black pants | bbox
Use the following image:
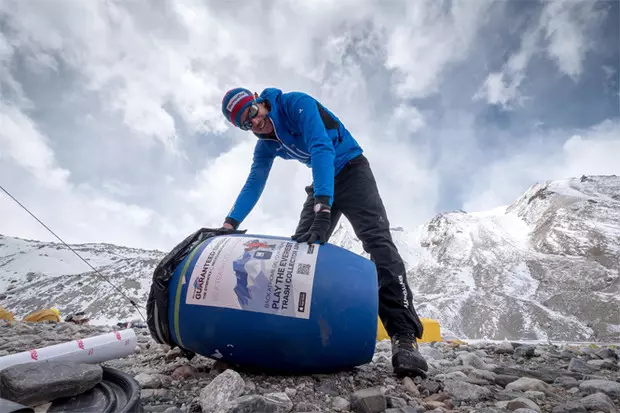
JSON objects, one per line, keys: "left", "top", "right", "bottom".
{"left": 295, "top": 155, "right": 424, "bottom": 339}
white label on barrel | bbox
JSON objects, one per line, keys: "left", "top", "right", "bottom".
{"left": 185, "top": 236, "right": 318, "bottom": 319}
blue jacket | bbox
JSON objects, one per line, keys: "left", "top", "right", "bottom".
{"left": 226, "top": 88, "right": 363, "bottom": 225}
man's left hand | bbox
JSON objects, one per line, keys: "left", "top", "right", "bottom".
{"left": 295, "top": 210, "right": 331, "bottom": 244}
{"left": 217, "top": 222, "right": 247, "bottom": 234}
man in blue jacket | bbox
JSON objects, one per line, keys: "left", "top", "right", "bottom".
{"left": 220, "top": 87, "right": 428, "bottom": 377}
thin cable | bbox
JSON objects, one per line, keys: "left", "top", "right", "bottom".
{"left": 0, "top": 184, "right": 147, "bottom": 322}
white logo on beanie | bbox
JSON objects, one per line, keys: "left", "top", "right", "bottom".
{"left": 226, "top": 91, "right": 249, "bottom": 112}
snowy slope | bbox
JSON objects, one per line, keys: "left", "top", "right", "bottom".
{"left": 1, "top": 175, "right": 619, "bottom": 341}
{"left": 0, "top": 236, "right": 165, "bottom": 325}
{"left": 329, "top": 175, "right": 620, "bottom": 342}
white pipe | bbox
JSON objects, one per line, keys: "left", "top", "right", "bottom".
{"left": 0, "top": 328, "right": 137, "bottom": 371}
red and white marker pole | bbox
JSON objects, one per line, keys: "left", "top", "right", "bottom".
{"left": 0, "top": 328, "right": 137, "bottom": 371}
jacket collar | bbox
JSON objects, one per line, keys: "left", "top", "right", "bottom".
{"left": 253, "top": 103, "right": 279, "bottom": 140}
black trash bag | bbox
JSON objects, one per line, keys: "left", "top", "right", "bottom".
{"left": 146, "top": 227, "right": 246, "bottom": 358}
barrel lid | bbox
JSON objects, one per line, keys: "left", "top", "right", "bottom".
{"left": 44, "top": 367, "right": 142, "bottom": 413}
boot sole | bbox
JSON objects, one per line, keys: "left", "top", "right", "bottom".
{"left": 393, "top": 365, "right": 428, "bottom": 379}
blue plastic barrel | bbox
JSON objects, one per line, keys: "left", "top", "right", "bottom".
{"left": 167, "top": 233, "right": 378, "bottom": 373}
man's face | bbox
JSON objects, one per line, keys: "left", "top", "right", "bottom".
{"left": 240, "top": 102, "right": 273, "bottom": 135}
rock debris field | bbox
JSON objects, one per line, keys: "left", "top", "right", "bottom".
{"left": 0, "top": 320, "right": 618, "bottom": 412}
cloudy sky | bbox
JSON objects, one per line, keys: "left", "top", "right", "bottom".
{"left": 0, "top": 0, "right": 618, "bottom": 251}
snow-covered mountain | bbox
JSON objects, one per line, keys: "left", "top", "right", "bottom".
{"left": 1, "top": 175, "right": 619, "bottom": 342}
{"left": 0, "top": 236, "right": 164, "bottom": 325}
{"left": 330, "top": 174, "right": 620, "bottom": 342}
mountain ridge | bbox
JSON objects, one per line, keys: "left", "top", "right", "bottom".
{"left": 325, "top": 175, "right": 620, "bottom": 342}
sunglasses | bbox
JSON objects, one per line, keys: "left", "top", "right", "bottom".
{"left": 240, "top": 102, "right": 259, "bottom": 131}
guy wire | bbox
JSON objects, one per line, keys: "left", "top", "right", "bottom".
{"left": 0, "top": 184, "right": 147, "bottom": 323}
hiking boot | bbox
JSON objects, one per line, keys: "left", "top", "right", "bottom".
{"left": 391, "top": 333, "right": 428, "bottom": 378}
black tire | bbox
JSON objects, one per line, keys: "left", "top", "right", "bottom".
{"left": 46, "top": 366, "right": 143, "bottom": 413}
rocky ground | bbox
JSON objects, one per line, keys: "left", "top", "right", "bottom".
{"left": 0, "top": 320, "right": 619, "bottom": 413}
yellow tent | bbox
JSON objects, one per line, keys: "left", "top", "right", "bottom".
{"left": 0, "top": 306, "right": 14, "bottom": 322}
{"left": 23, "top": 308, "right": 62, "bottom": 323}
{"left": 377, "top": 317, "right": 442, "bottom": 342}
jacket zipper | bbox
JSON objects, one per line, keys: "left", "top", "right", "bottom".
{"left": 269, "top": 117, "right": 310, "bottom": 161}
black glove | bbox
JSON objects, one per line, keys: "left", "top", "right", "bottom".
{"left": 291, "top": 225, "right": 310, "bottom": 241}
{"left": 291, "top": 185, "right": 316, "bottom": 241}
{"left": 218, "top": 217, "right": 247, "bottom": 234}
{"left": 291, "top": 207, "right": 315, "bottom": 241}
{"left": 295, "top": 201, "right": 331, "bottom": 244}
{"left": 295, "top": 211, "right": 331, "bottom": 244}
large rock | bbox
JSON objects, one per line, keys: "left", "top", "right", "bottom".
{"left": 492, "top": 366, "right": 582, "bottom": 383}
{"left": 199, "top": 369, "right": 246, "bottom": 413}
{"left": 443, "top": 379, "right": 492, "bottom": 401}
{"left": 507, "top": 397, "right": 541, "bottom": 413}
{"left": 0, "top": 361, "right": 102, "bottom": 406}
{"left": 350, "top": 387, "right": 387, "bottom": 413}
{"left": 579, "top": 380, "right": 620, "bottom": 399}
{"left": 217, "top": 392, "right": 293, "bottom": 413}
{"left": 505, "top": 377, "right": 550, "bottom": 393}
{"left": 580, "top": 392, "right": 617, "bottom": 412}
